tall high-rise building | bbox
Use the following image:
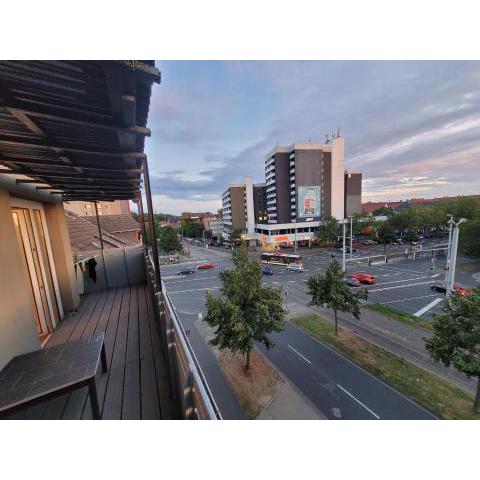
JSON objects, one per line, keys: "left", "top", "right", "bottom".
{"left": 222, "top": 177, "right": 266, "bottom": 241}
{"left": 344, "top": 169, "right": 363, "bottom": 217}
{"left": 265, "top": 136, "right": 345, "bottom": 224}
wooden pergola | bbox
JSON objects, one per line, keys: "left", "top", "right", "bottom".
{"left": 0, "top": 60, "right": 162, "bottom": 285}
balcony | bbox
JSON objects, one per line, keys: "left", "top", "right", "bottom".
{"left": 0, "top": 61, "right": 220, "bottom": 421}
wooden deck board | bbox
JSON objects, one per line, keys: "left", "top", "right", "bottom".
{"left": 11, "top": 284, "right": 173, "bottom": 420}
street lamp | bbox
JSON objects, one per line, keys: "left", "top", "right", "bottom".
{"left": 292, "top": 219, "right": 297, "bottom": 253}
{"left": 340, "top": 218, "right": 348, "bottom": 272}
{"left": 446, "top": 217, "right": 467, "bottom": 296}
{"left": 444, "top": 214, "right": 454, "bottom": 285}
{"left": 349, "top": 216, "right": 353, "bottom": 260}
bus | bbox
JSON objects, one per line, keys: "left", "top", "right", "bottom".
{"left": 260, "top": 252, "right": 303, "bottom": 267}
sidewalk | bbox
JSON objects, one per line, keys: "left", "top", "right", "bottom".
{"left": 286, "top": 285, "right": 476, "bottom": 394}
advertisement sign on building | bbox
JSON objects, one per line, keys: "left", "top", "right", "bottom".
{"left": 298, "top": 186, "right": 321, "bottom": 218}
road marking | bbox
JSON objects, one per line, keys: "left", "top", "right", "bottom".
{"left": 414, "top": 297, "right": 443, "bottom": 317}
{"left": 369, "top": 280, "right": 435, "bottom": 293}
{"left": 379, "top": 294, "right": 441, "bottom": 305}
{"left": 375, "top": 276, "right": 430, "bottom": 286}
{"left": 168, "top": 286, "right": 221, "bottom": 294}
{"left": 431, "top": 273, "right": 440, "bottom": 278}
{"left": 287, "top": 280, "right": 296, "bottom": 283}
{"left": 287, "top": 344, "right": 312, "bottom": 364}
{"left": 164, "top": 275, "right": 218, "bottom": 284}
{"left": 336, "top": 384, "right": 380, "bottom": 419}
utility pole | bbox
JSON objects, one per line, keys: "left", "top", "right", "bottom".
{"left": 293, "top": 219, "right": 297, "bottom": 253}
{"left": 342, "top": 219, "right": 346, "bottom": 272}
{"left": 446, "top": 218, "right": 467, "bottom": 296}
{"left": 349, "top": 216, "right": 353, "bottom": 260}
{"left": 444, "top": 214, "right": 454, "bottom": 285}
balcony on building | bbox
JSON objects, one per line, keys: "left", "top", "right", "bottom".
{"left": 0, "top": 61, "right": 220, "bottom": 420}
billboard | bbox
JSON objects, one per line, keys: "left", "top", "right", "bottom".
{"left": 297, "top": 186, "right": 321, "bottom": 218}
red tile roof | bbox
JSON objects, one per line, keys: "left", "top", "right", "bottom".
{"left": 82, "top": 213, "right": 140, "bottom": 234}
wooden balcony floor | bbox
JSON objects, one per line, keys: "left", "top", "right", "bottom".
{"left": 9, "top": 284, "right": 177, "bottom": 420}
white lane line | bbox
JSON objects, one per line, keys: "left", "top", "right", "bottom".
{"left": 164, "top": 276, "right": 218, "bottom": 284}
{"left": 168, "top": 286, "right": 221, "bottom": 294}
{"left": 287, "top": 280, "right": 297, "bottom": 283}
{"left": 337, "top": 384, "right": 380, "bottom": 419}
{"left": 431, "top": 273, "right": 441, "bottom": 278}
{"left": 287, "top": 344, "right": 312, "bottom": 364}
{"left": 379, "top": 294, "right": 441, "bottom": 305}
{"left": 375, "top": 276, "right": 430, "bottom": 286}
{"left": 414, "top": 297, "right": 443, "bottom": 317}
{"left": 369, "top": 280, "right": 435, "bottom": 293}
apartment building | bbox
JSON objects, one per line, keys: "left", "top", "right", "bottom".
{"left": 258, "top": 136, "right": 362, "bottom": 246}
{"left": 64, "top": 199, "right": 131, "bottom": 217}
{"left": 344, "top": 169, "right": 362, "bottom": 217}
{"left": 222, "top": 176, "right": 266, "bottom": 242}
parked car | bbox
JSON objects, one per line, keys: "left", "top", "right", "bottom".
{"left": 345, "top": 276, "right": 361, "bottom": 287}
{"left": 350, "top": 272, "right": 376, "bottom": 285}
{"left": 287, "top": 263, "right": 304, "bottom": 272}
{"left": 177, "top": 267, "right": 196, "bottom": 275}
{"left": 336, "top": 246, "right": 357, "bottom": 253}
{"left": 362, "top": 239, "right": 377, "bottom": 245}
{"left": 197, "top": 262, "right": 215, "bottom": 270}
{"left": 431, "top": 283, "right": 471, "bottom": 297}
{"left": 262, "top": 265, "right": 274, "bottom": 276}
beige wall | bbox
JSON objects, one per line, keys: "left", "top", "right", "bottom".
{"left": 64, "top": 200, "right": 130, "bottom": 217}
{"left": 0, "top": 189, "right": 40, "bottom": 369}
{"left": 43, "top": 202, "right": 80, "bottom": 312}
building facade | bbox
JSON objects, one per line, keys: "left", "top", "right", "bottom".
{"left": 222, "top": 176, "right": 266, "bottom": 242}
{"left": 344, "top": 169, "right": 363, "bottom": 217}
{"left": 264, "top": 136, "right": 346, "bottom": 225}
{"left": 64, "top": 199, "right": 131, "bottom": 217}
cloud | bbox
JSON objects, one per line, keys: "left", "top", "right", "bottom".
{"left": 145, "top": 61, "right": 480, "bottom": 213}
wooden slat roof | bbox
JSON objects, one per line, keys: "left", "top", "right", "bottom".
{"left": 0, "top": 61, "right": 159, "bottom": 201}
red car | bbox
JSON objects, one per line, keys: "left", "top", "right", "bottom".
{"left": 350, "top": 272, "right": 376, "bottom": 285}
{"left": 197, "top": 262, "right": 215, "bottom": 270}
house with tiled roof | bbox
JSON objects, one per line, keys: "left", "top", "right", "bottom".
{"left": 82, "top": 213, "right": 141, "bottom": 245}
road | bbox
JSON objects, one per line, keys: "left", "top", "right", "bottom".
{"left": 161, "top": 244, "right": 438, "bottom": 419}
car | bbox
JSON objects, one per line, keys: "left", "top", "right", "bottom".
{"left": 431, "top": 283, "right": 472, "bottom": 297}
{"left": 345, "top": 276, "right": 361, "bottom": 287}
{"left": 350, "top": 272, "right": 376, "bottom": 285}
{"left": 336, "top": 246, "right": 357, "bottom": 253}
{"left": 262, "top": 266, "right": 274, "bottom": 276}
{"left": 197, "top": 262, "right": 215, "bottom": 270}
{"left": 177, "top": 267, "right": 195, "bottom": 275}
{"left": 287, "top": 263, "right": 304, "bottom": 272}
{"left": 362, "top": 239, "right": 377, "bottom": 245}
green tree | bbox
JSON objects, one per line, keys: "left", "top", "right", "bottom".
{"left": 376, "top": 223, "right": 396, "bottom": 244}
{"left": 180, "top": 217, "right": 204, "bottom": 238}
{"left": 372, "top": 206, "right": 394, "bottom": 216}
{"left": 157, "top": 225, "right": 182, "bottom": 253}
{"left": 306, "top": 259, "right": 361, "bottom": 335}
{"left": 205, "top": 246, "right": 286, "bottom": 371}
{"left": 460, "top": 219, "right": 480, "bottom": 259}
{"left": 315, "top": 216, "right": 340, "bottom": 244}
{"left": 425, "top": 288, "right": 480, "bottom": 412}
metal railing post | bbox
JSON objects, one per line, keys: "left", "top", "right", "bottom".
{"left": 142, "top": 157, "right": 162, "bottom": 291}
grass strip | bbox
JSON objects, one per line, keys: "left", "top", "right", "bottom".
{"left": 366, "top": 303, "right": 434, "bottom": 332}
{"left": 293, "top": 314, "right": 479, "bottom": 420}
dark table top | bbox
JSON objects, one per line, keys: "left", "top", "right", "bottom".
{"left": 0, "top": 333, "right": 105, "bottom": 413}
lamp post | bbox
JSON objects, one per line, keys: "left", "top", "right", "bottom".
{"left": 341, "top": 218, "right": 347, "bottom": 272}
{"left": 292, "top": 219, "right": 297, "bottom": 253}
{"left": 446, "top": 217, "right": 467, "bottom": 296}
{"left": 349, "top": 216, "right": 353, "bottom": 260}
{"left": 444, "top": 214, "right": 454, "bottom": 285}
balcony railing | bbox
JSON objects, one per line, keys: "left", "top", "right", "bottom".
{"left": 146, "top": 250, "right": 221, "bottom": 420}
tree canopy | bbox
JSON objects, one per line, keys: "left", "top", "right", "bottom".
{"left": 306, "top": 259, "right": 361, "bottom": 335}
{"left": 180, "top": 217, "right": 204, "bottom": 238}
{"left": 425, "top": 287, "right": 480, "bottom": 412}
{"left": 204, "top": 246, "right": 286, "bottom": 371}
{"left": 315, "top": 216, "right": 340, "bottom": 244}
{"left": 157, "top": 225, "right": 182, "bottom": 253}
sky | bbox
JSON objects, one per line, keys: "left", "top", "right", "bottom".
{"left": 144, "top": 61, "right": 480, "bottom": 214}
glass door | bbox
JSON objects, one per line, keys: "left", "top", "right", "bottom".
{"left": 11, "top": 208, "right": 59, "bottom": 343}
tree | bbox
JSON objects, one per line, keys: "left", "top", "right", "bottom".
{"left": 204, "top": 245, "right": 286, "bottom": 372}
{"left": 372, "top": 206, "right": 394, "bottom": 216}
{"left": 180, "top": 217, "right": 204, "bottom": 238}
{"left": 315, "top": 216, "right": 340, "bottom": 244}
{"left": 460, "top": 219, "right": 480, "bottom": 259}
{"left": 376, "top": 223, "right": 396, "bottom": 245}
{"left": 306, "top": 259, "right": 361, "bottom": 335}
{"left": 157, "top": 225, "right": 182, "bottom": 253}
{"left": 425, "top": 287, "right": 480, "bottom": 412}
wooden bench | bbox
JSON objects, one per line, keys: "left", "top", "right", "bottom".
{"left": 0, "top": 333, "right": 107, "bottom": 420}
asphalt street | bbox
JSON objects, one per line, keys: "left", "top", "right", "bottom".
{"left": 160, "top": 244, "right": 441, "bottom": 419}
